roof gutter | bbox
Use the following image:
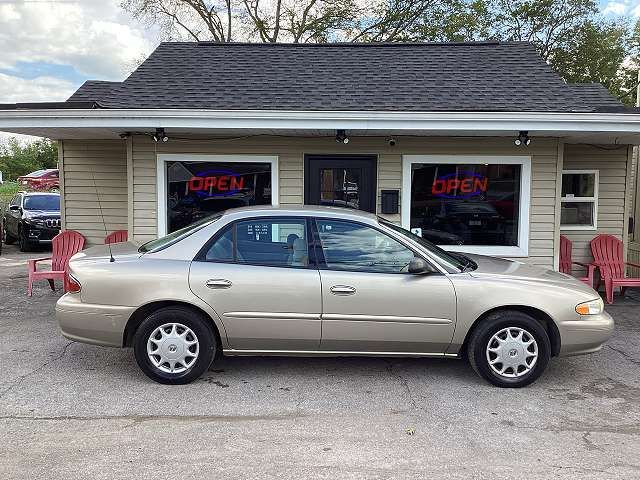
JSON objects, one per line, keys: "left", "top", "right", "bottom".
{"left": 1, "top": 109, "right": 640, "bottom": 135}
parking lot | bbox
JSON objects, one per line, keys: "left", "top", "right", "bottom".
{"left": 1, "top": 242, "right": 639, "bottom": 479}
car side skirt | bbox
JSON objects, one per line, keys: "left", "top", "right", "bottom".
{"left": 223, "top": 349, "right": 460, "bottom": 358}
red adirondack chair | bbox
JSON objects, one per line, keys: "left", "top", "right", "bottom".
{"left": 27, "top": 230, "right": 85, "bottom": 297}
{"left": 559, "top": 235, "right": 595, "bottom": 286}
{"left": 104, "top": 230, "right": 128, "bottom": 244}
{"left": 590, "top": 234, "right": 640, "bottom": 304}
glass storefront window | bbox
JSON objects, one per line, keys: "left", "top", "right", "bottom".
{"left": 166, "top": 161, "right": 272, "bottom": 233}
{"left": 409, "top": 163, "right": 521, "bottom": 246}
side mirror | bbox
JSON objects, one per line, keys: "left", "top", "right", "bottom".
{"left": 408, "top": 257, "right": 434, "bottom": 274}
{"left": 9, "top": 205, "right": 20, "bottom": 212}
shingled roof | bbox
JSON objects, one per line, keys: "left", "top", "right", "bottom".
{"left": 63, "top": 41, "right": 621, "bottom": 113}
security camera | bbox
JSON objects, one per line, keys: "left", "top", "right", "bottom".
{"left": 388, "top": 137, "right": 397, "bottom": 147}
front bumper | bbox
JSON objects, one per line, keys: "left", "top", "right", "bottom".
{"left": 25, "top": 225, "right": 60, "bottom": 242}
{"left": 55, "top": 293, "right": 135, "bottom": 347}
{"left": 557, "top": 311, "right": 614, "bottom": 356}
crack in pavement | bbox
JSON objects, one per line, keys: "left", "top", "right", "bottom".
{"left": 606, "top": 345, "right": 640, "bottom": 366}
{"left": 0, "top": 341, "right": 73, "bottom": 401}
{"left": 384, "top": 360, "right": 418, "bottom": 410}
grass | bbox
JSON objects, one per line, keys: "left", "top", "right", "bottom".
{"left": 0, "top": 182, "right": 20, "bottom": 215}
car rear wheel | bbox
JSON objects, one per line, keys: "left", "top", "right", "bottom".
{"left": 467, "top": 310, "right": 551, "bottom": 388}
{"left": 3, "top": 224, "right": 16, "bottom": 245}
{"left": 133, "top": 306, "right": 217, "bottom": 385}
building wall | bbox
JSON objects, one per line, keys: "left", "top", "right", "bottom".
{"left": 59, "top": 139, "right": 128, "bottom": 246}
{"left": 129, "top": 135, "right": 561, "bottom": 268}
{"left": 561, "top": 144, "right": 631, "bottom": 269}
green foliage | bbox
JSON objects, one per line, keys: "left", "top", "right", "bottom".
{"left": 0, "top": 138, "right": 58, "bottom": 182}
{"left": 0, "top": 182, "right": 20, "bottom": 215}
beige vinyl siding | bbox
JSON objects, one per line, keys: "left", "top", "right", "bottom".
{"left": 129, "top": 135, "right": 559, "bottom": 268}
{"left": 60, "top": 140, "right": 127, "bottom": 246}
{"left": 561, "top": 144, "right": 631, "bottom": 269}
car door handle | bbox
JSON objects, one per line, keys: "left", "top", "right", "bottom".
{"left": 206, "top": 279, "right": 232, "bottom": 289}
{"left": 330, "top": 285, "right": 356, "bottom": 295}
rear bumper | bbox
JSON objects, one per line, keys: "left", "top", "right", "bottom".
{"left": 55, "top": 293, "right": 135, "bottom": 347}
{"left": 557, "top": 311, "right": 614, "bottom": 356}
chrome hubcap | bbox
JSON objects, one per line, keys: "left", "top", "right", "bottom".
{"left": 486, "top": 327, "right": 538, "bottom": 378}
{"left": 147, "top": 323, "right": 199, "bottom": 374}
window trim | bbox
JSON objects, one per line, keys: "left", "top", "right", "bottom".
{"left": 311, "top": 217, "right": 440, "bottom": 275}
{"left": 560, "top": 169, "right": 599, "bottom": 231}
{"left": 194, "top": 216, "right": 315, "bottom": 270}
{"left": 401, "top": 155, "right": 532, "bottom": 257}
{"left": 156, "top": 154, "right": 279, "bottom": 237}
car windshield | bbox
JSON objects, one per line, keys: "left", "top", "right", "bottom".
{"left": 379, "top": 219, "right": 469, "bottom": 271}
{"left": 26, "top": 170, "right": 49, "bottom": 177}
{"left": 138, "top": 214, "right": 222, "bottom": 253}
{"left": 23, "top": 195, "right": 60, "bottom": 211}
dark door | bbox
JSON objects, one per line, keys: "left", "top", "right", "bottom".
{"left": 305, "top": 155, "right": 377, "bottom": 213}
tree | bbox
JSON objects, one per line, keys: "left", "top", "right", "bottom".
{"left": 0, "top": 138, "right": 58, "bottom": 181}
{"left": 121, "top": 0, "right": 441, "bottom": 43}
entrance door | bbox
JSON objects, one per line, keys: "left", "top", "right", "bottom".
{"left": 305, "top": 155, "right": 377, "bottom": 213}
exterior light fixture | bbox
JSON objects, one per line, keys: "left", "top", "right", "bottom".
{"left": 153, "top": 128, "right": 169, "bottom": 142}
{"left": 387, "top": 137, "right": 397, "bottom": 147}
{"left": 514, "top": 131, "right": 531, "bottom": 146}
{"left": 335, "top": 129, "right": 349, "bottom": 144}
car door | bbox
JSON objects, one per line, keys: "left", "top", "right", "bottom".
{"left": 189, "top": 216, "right": 322, "bottom": 351}
{"left": 314, "top": 218, "right": 457, "bottom": 354}
{"left": 6, "top": 194, "right": 22, "bottom": 237}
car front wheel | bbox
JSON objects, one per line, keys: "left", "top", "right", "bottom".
{"left": 467, "top": 310, "right": 551, "bottom": 388}
{"left": 18, "top": 227, "right": 32, "bottom": 252}
{"left": 133, "top": 306, "right": 217, "bottom": 384}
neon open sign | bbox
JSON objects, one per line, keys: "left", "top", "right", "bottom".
{"left": 188, "top": 169, "right": 246, "bottom": 197}
{"left": 431, "top": 172, "right": 488, "bottom": 199}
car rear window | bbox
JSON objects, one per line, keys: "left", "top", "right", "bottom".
{"left": 23, "top": 195, "right": 60, "bottom": 211}
{"left": 138, "top": 214, "right": 222, "bottom": 254}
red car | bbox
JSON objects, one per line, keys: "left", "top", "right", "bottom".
{"left": 17, "top": 169, "right": 59, "bottom": 192}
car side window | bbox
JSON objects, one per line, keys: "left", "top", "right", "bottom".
{"left": 315, "top": 219, "right": 415, "bottom": 273}
{"left": 203, "top": 218, "right": 309, "bottom": 268}
{"left": 204, "top": 225, "right": 234, "bottom": 262}
{"left": 10, "top": 195, "right": 21, "bottom": 207}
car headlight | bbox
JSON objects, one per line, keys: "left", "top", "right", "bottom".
{"left": 575, "top": 298, "right": 604, "bottom": 315}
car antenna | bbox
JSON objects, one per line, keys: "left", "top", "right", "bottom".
{"left": 90, "top": 172, "right": 115, "bottom": 263}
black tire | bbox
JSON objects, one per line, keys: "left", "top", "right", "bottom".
{"left": 18, "top": 227, "right": 32, "bottom": 252}
{"left": 133, "top": 306, "right": 217, "bottom": 385}
{"left": 467, "top": 310, "right": 551, "bottom": 388}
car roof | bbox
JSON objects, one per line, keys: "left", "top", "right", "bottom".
{"left": 220, "top": 205, "right": 379, "bottom": 222}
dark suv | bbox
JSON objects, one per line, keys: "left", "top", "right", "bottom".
{"left": 3, "top": 192, "right": 61, "bottom": 251}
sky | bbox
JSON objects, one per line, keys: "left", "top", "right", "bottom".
{"left": 0, "top": 0, "right": 638, "bottom": 145}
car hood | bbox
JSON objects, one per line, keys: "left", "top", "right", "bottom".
{"left": 70, "top": 241, "right": 142, "bottom": 263}
{"left": 463, "top": 253, "right": 596, "bottom": 294}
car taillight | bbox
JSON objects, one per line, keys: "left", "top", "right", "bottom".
{"left": 66, "top": 272, "right": 82, "bottom": 293}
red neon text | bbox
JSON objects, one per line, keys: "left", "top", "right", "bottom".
{"left": 431, "top": 176, "right": 488, "bottom": 196}
{"left": 188, "top": 175, "right": 245, "bottom": 192}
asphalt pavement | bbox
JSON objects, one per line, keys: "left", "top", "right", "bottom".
{"left": 1, "top": 243, "right": 639, "bottom": 479}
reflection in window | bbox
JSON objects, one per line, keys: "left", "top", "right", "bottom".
{"left": 316, "top": 219, "right": 414, "bottom": 273}
{"left": 410, "top": 164, "right": 521, "bottom": 246}
{"left": 166, "top": 161, "right": 272, "bottom": 233}
{"left": 320, "top": 168, "right": 361, "bottom": 209}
